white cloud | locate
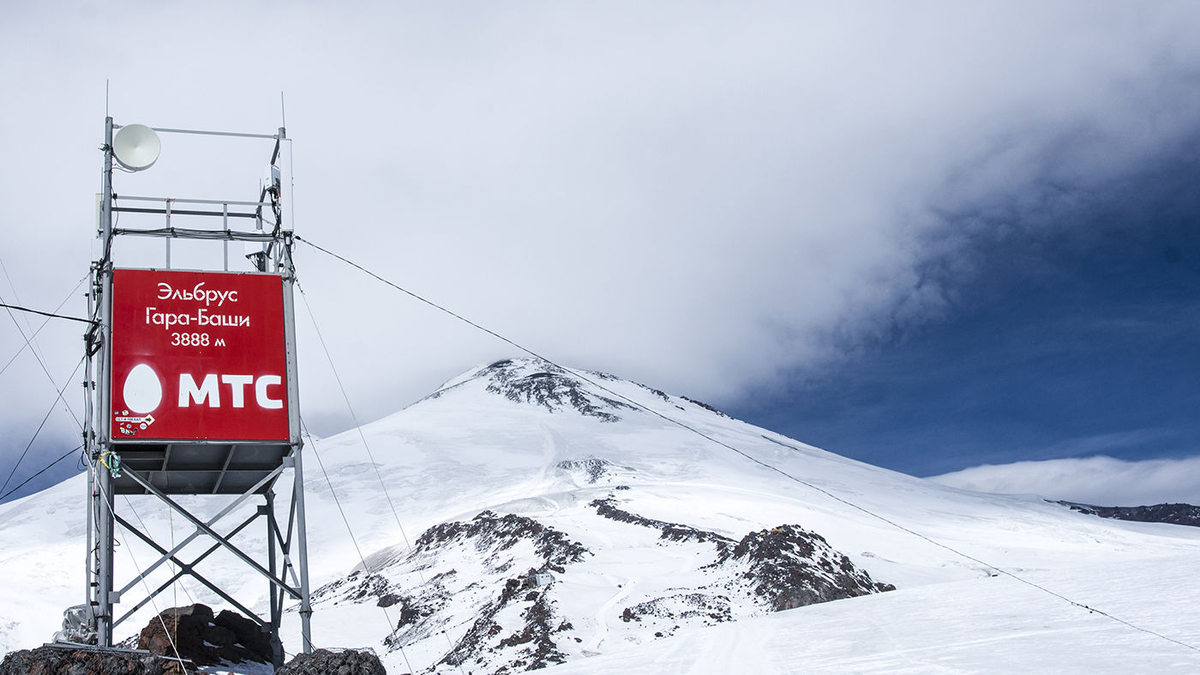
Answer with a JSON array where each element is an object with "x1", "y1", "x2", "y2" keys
[
  {"x1": 2, "y1": 1, "x2": 1200, "y2": 442},
  {"x1": 929, "y1": 455, "x2": 1200, "y2": 506}
]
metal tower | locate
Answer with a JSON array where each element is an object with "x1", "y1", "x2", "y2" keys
[{"x1": 80, "y1": 116, "x2": 312, "y2": 666}]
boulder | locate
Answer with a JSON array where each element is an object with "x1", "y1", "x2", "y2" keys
[
  {"x1": 276, "y1": 648, "x2": 387, "y2": 674},
  {"x1": 0, "y1": 644, "x2": 187, "y2": 674},
  {"x1": 137, "y1": 604, "x2": 275, "y2": 669}
]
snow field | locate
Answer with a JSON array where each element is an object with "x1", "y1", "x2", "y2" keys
[
  {"x1": 542, "y1": 554, "x2": 1200, "y2": 674},
  {"x1": 3, "y1": 359, "x2": 1199, "y2": 673}
]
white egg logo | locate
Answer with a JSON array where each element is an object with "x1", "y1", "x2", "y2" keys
[{"x1": 123, "y1": 363, "x2": 163, "y2": 414}]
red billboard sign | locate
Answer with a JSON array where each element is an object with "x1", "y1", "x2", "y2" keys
[{"x1": 110, "y1": 269, "x2": 290, "y2": 441}]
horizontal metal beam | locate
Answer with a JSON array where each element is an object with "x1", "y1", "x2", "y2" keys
[
  {"x1": 113, "y1": 207, "x2": 258, "y2": 219},
  {"x1": 112, "y1": 227, "x2": 283, "y2": 243},
  {"x1": 113, "y1": 124, "x2": 278, "y2": 140},
  {"x1": 108, "y1": 439, "x2": 291, "y2": 448},
  {"x1": 151, "y1": 127, "x2": 278, "y2": 140},
  {"x1": 115, "y1": 196, "x2": 265, "y2": 207}
]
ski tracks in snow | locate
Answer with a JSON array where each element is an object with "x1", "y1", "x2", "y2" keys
[
  {"x1": 583, "y1": 546, "x2": 699, "y2": 654},
  {"x1": 585, "y1": 573, "x2": 635, "y2": 653}
]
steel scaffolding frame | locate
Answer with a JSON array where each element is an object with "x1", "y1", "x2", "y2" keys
[{"x1": 82, "y1": 116, "x2": 311, "y2": 667}]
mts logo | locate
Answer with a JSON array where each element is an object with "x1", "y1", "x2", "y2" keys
[{"x1": 179, "y1": 374, "x2": 284, "y2": 409}]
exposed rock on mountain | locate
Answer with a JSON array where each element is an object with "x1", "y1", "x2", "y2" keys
[
  {"x1": 719, "y1": 524, "x2": 895, "y2": 611},
  {"x1": 593, "y1": 497, "x2": 891, "y2": 635},
  {"x1": 680, "y1": 396, "x2": 730, "y2": 418},
  {"x1": 481, "y1": 359, "x2": 635, "y2": 421},
  {"x1": 310, "y1": 510, "x2": 590, "y2": 673},
  {"x1": 0, "y1": 644, "x2": 191, "y2": 675},
  {"x1": 428, "y1": 511, "x2": 584, "y2": 562},
  {"x1": 1056, "y1": 501, "x2": 1200, "y2": 527},
  {"x1": 438, "y1": 574, "x2": 574, "y2": 671},
  {"x1": 276, "y1": 648, "x2": 386, "y2": 674},
  {"x1": 309, "y1": 492, "x2": 890, "y2": 673},
  {"x1": 555, "y1": 457, "x2": 632, "y2": 485},
  {"x1": 591, "y1": 496, "x2": 736, "y2": 549}
]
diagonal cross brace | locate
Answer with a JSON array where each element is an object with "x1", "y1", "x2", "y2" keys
[
  {"x1": 118, "y1": 462, "x2": 287, "y2": 597},
  {"x1": 112, "y1": 511, "x2": 267, "y2": 629},
  {"x1": 120, "y1": 467, "x2": 301, "y2": 601},
  {"x1": 270, "y1": 492, "x2": 302, "y2": 589}
]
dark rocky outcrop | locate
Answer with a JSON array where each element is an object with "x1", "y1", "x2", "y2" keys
[
  {"x1": 555, "y1": 457, "x2": 631, "y2": 484},
  {"x1": 594, "y1": 497, "x2": 892, "y2": 625},
  {"x1": 137, "y1": 604, "x2": 274, "y2": 670},
  {"x1": 681, "y1": 396, "x2": 730, "y2": 418},
  {"x1": 481, "y1": 360, "x2": 635, "y2": 421},
  {"x1": 276, "y1": 648, "x2": 386, "y2": 674},
  {"x1": 591, "y1": 497, "x2": 736, "y2": 550},
  {"x1": 720, "y1": 525, "x2": 894, "y2": 611},
  {"x1": 311, "y1": 510, "x2": 591, "y2": 671},
  {"x1": 621, "y1": 593, "x2": 732, "y2": 628},
  {"x1": 0, "y1": 644, "x2": 191, "y2": 675},
  {"x1": 412, "y1": 511, "x2": 589, "y2": 570},
  {"x1": 1056, "y1": 501, "x2": 1200, "y2": 528},
  {"x1": 312, "y1": 498, "x2": 893, "y2": 673},
  {"x1": 440, "y1": 578, "x2": 573, "y2": 671}
]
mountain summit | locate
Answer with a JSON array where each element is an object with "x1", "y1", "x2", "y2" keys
[
  {"x1": 1, "y1": 358, "x2": 1198, "y2": 672},
  {"x1": 427, "y1": 358, "x2": 640, "y2": 421}
]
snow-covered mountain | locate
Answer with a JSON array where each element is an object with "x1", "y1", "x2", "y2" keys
[{"x1": 2, "y1": 358, "x2": 1199, "y2": 672}]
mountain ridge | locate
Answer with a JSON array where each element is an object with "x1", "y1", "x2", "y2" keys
[{"x1": 2, "y1": 357, "x2": 1199, "y2": 672}]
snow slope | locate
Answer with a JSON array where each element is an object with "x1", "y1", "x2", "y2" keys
[
  {"x1": 543, "y1": 554, "x2": 1200, "y2": 674},
  {"x1": 2, "y1": 358, "x2": 1199, "y2": 672}
]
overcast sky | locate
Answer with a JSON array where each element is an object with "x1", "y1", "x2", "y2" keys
[{"x1": 2, "y1": 1, "x2": 1199, "y2": 505}]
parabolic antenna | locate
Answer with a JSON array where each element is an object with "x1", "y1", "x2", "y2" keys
[{"x1": 112, "y1": 124, "x2": 161, "y2": 171}]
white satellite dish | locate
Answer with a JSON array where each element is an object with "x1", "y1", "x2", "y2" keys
[{"x1": 112, "y1": 124, "x2": 161, "y2": 171}]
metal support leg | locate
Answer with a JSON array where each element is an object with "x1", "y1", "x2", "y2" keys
[
  {"x1": 292, "y1": 445, "x2": 313, "y2": 653},
  {"x1": 92, "y1": 115, "x2": 116, "y2": 647},
  {"x1": 267, "y1": 490, "x2": 284, "y2": 667},
  {"x1": 83, "y1": 280, "x2": 96, "y2": 617},
  {"x1": 85, "y1": 459, "x2": 95, "y2": 621},
  {"x1": 96, "y1": 467, "x2": 115, "y2": 647}
]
